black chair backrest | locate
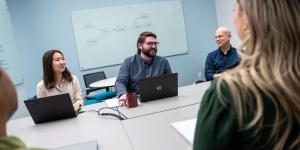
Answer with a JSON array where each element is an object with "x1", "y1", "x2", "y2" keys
[
  {"x1": 83, "y1": 71, "x2": 107, "y2": 88},
  {"x1": 194, "y1": 80, "x2": 206, "y2": 84}
]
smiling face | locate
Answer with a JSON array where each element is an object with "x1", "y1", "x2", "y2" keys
[
  {"x1": 138, "y1": 36, "x2": 158, "y2": 58},
  {"x1": 215, "y1": 29, "x2": 231, "y2": 48},
  {"x1": 51, "y1": 52, "x2": 66, "y2": 74}
]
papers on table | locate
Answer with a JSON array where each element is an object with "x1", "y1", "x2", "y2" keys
[
  {"x1": 105, "y1": 98, "x2": 119, "y2": 107},
  {"x1": 171, "y1": 118, "x2": 197, "y2": 144}
]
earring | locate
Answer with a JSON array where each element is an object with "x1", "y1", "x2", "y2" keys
[{"x1": 243, "y1": 27, "x2": 250, "y2": 33}]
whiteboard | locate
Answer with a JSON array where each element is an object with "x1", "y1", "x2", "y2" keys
[
  {"x1": 71, "y1": 0, "x2": 188, "y2": 70},
  {"x1": 0, "y1": 0, "x2": 23, "y2": 85}
]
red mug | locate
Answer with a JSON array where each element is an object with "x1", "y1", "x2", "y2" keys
[{"x1": 125, "y1": 93, "x2": 138, "y2": 108}]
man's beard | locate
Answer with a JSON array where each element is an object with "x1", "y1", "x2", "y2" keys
[{"x1": 142, "y1": 48, "x2": 157, "y2": 58}]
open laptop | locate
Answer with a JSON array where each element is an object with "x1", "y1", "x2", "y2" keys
[
  {"x1": 138, "y1": 73, "x2": 178, "y2": 102},
  {"x1": 24, "y1": 93, "x2": 77, "y2": 124}
]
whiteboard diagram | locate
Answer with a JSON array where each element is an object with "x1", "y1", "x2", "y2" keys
[
  {"x1": 85, "y1": 13, "x2": 153, "y2": 45},
  {"x1": 71, "y1": 0, "x2": 188, "y2": 70}
]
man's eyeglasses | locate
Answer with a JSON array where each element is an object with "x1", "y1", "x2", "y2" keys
[{"x1": 144, "y1": 42, "x2": 159, "y2": 47}]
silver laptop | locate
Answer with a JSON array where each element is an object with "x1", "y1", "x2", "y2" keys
[
  {"x1": 24, "y1": 93, "x2": 77, "y2": 124},
  {"x1": 138, "y1": 73, "x2": 178, "y2": 102}
]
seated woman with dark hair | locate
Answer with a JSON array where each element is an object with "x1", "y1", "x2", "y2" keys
[{"x1": 36, "y1": 50, "x2": 83, "y2": 111}]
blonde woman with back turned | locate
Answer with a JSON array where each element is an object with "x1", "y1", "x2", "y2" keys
[{"x1": 193, "y1": 0, "x2": 300, "y2": 149}]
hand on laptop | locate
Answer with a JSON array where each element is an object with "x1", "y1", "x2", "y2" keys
[
  {"x1": 213, "y1": 73, "x2": 223, "y2": 79},
  {"x1": 73, "y1": 101, "x2": 82, "y2": 111}
]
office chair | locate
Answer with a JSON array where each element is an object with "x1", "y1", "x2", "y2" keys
[
  {"x1": 83, "y1": 71, "x2": 110, "y2": 95},
  {"x1": 83, "y1": 71, "x2": 116, "y2": 105},
  {"x1": 194, "y1": 80, "x2": 206, "y2": 84},
  {"x1": 28, "y1": 95, "x2": 37, "y2": 100}
]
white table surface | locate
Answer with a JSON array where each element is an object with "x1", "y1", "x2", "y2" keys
[
  {"x1": 122, "y1": 104, "x2": 200, "y2": 150},
  {"x1": 7, "y1": 82, "x2": 211, "y2": 150},
  {"x1": 89, "y1": 77, "x2": 117, "y2": 88},
  {"x1": 7, "y1": 103, "x2": 132, "y2": 150},
  {"x1": 117, "y1": 81, "x2": 211, "y2": 119}
]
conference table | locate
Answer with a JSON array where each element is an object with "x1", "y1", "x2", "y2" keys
[
  {"x1": 7, "y1": 102, "x2": 133, "y2": 150},
  {"x1": 7, "y1": 81, "x2": 211, "y2": 150},
  {"x1": 117, "y1": 81, "x2": 211, "y2": 119},
  {"x1": 122, "y1": 104, "x2": 199, "y2": 150}
]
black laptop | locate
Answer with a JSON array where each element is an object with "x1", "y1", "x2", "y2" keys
[
  {"x1": 24, "y1": 93, "x2": 77, "y2": 124},
  {"x1": 138, "y1": 73, "x2": 178, "y2": 102}
]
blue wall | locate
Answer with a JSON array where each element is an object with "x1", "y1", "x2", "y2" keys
[{"x1": 7, "y1": 0, "x2": 218, "y2": 118}]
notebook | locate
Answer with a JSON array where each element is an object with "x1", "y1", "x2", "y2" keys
[
  {"x1": 24, "y1": 93, "x2": 77, "y2": 124},
  {"x1": 53, "y1": 140, "x2": 98, "y2": 150},
  {"x1": 171, "y1": 118, "x2": 196, "y2": 144},
  {"x1": 138, "y1": 73, "x2": 178, "y2": 102}
]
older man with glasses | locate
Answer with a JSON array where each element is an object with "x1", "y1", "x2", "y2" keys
[{"x1": 115, "y1": 31, "x2": 172, "y2": 103}]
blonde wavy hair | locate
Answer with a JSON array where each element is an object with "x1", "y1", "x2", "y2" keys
[{"x1": 217, "y1": 0, "x2": 300, "y2": 149}]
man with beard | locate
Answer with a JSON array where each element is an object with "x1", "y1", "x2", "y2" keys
[
  {"x1": 204, "y1": 27, "x2": 239, "y2": 81},
  {"x1": 115, "y1": 31, "x2": 172, "y2": 102}
]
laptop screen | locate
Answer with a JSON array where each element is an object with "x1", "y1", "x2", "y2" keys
[
  {"x1": 24, "y1": 93, "x2": 77, "y2": 124},
  {"x1": 138, "y1": 73, "x2": 178, "y2": 102}
]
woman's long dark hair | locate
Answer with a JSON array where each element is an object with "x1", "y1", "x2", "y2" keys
[{"x1": 42, "y1": 50, "x2": 72, "y2": 89}]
